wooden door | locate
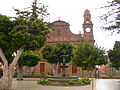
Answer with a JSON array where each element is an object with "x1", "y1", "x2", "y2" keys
[
  {"x1": 40, "y1": 63, "x2": 45, "y2": 73},
  {"x1": 72, "y1": 64, "x2": 77, "y2": 74},
  {"x1": 58, "y1": 63, "x2": 61, "y2": 73}
]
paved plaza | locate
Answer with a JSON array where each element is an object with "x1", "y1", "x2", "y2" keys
[
  {"x1": 12, "y1": 78, "x2": 92, "y2": 90},
  {"x1": 1, "y1": 78, "x2": 120, "y2": 90},
  {"x1": 96, "y1": 79, "x2": 120, "y2": 90},
  {"x1": 11, "y1": 78, "x2": 120, "y2": 90}
]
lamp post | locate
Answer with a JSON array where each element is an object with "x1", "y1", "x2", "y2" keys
[{"x1": 95, "y1": 65, "x2": 100, "y2": 78}]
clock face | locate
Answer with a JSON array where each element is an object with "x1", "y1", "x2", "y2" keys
[{"x1": 86, "y1": 28, "x2": 91, "y2": 32}]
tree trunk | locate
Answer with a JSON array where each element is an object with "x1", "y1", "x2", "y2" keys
[
  {"x1": 17, "y1": 64, "x2": 23, "y2": 80},
  {"x1": 0, "y1": 47, "x2": 24, "y2": 90},
  {"x1": 52, "y1": 63, "x2": 58, "y2": 76},
  {"x1": 81, "y1": 69, "x2": 84, "y2": 78},
  {"x1": 1, "y1": 67, "x2": 14, "y2": 90}
]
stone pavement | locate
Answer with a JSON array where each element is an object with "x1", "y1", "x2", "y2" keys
[
  {"x1": 11, "y1": 78, "x2": 92, "y2": 90},
  {"x1": 96, "y1": 79, "x2": 120, "y2": 90},
  {"x1": 1, "y1": 78, "x2": 120, "y2": 90}
]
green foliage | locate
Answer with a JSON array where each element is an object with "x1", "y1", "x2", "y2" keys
[
  {"x1": 79, "y1": 78, "x2": 91, "y2": 85},
  {"x1": 94, "y1": 47, "x2": 108, "y2": 65},
  {"x1": 113, "y1": 41, "x2": 120, "y2": 50},
  {"x1": 10, "y1": 18, "x2": 51, "y2": 50},
  {"x1": 65, "y1": 80, "x2": 76, "y2": 85},
  {"x1": 42, "y1": 45, "x2": 59, "y2": 63},
  {"x1": 65, "y1": 78, "x2": 91, "y2": 85},
  {"x1": 14, "y1": 0, "x2": 49, "y2": 18},
  {"x1": 73, "y1": 41, "x2": 108, "y2": 70},
  {"x1": 0, "y1": 15, "x2": 15, "y2": 59},
  {"x1": 108, "y1": 41, "x2": 120, "y2": 70},
  {"x1": 19, "y1": 50, "x2": 40, "y2": 67},
  {"x1": 56, "y1": 42, "x2": 74, "y2": 64},
  {"x1": 37, "y1": 78, "x2": 91, "y2": 86},
  {"x1": 42, "y1": 42, "x2": 74, "y2": 64},
  {"x1": 100, "y1": 0, "x2": 120, "y2": 33},
  {"x1": 0, "y1": 14, "x2": 51, "y2": 64},
  {"x1": 37, "y1": 79, "x2": 49, "y2": 85}
]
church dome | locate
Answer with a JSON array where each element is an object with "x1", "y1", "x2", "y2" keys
[{"x1": 53, "y1": 20, "x2": 70, "y2": 26}]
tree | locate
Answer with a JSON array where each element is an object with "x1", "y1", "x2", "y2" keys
[
  {"x1": 72, "y1": 41, "x2": 107, "y2": 88},
  {"x1": 17, "y1": 50, "x2": 41, "y2": 80},
  {"x1": 100, "y1": 0, "x2": 120, "y2": 33},
  {"x1": 42, "y1": 42, "x2": 74, "y2": 76},
  {"x1": 13, "y1": 0, "x2": 51, "y2": 81},
  {"x1": 0, "y1": 14, "x2": 51, "y2": 90},
  {"x1": 72, "y1": 41, "x2": 108, "y2": 71},
  {"x1": 42, "y1": 45, "x2": 59, "y2": 75},
  {"x1": 56, "y1": 42, "x2": 74, "y2": 64},
  {"x1": 108, "y1": 41, "x2": 120, "y2": 70},
  {"x1": 42, "y1": 45, "x2": 59, "y2": 64},
  {"x1": 14, "y1": 0, "x2": 49, "y2": 18}
]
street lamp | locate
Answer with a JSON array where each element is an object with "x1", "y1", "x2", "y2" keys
[{"x1": 95, "y1": 65, "x2": 100, "y2": 78}]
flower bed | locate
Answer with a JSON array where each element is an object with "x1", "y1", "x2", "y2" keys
[{"x1": 100, "y1": 76, "x2": 120, "y2": 79}]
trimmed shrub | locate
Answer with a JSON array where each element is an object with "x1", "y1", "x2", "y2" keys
[
  {"x1": 37, "y1": 79, "x2": 49, "y2": 85},
  {"x1": 65, "y1": 78, "x2": 91, "y2": 85},
  {"x1": 37, "y1": 78, "x2": 91, "y2": 86},
  {"x1": 79, "y1": 78, "x2": 91, "y2": 85},
  {"x1": 65, "y1": 80, "x2": 76, "y2": 85}
]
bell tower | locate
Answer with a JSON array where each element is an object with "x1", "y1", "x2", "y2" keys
[{"x1": 83, "y1": 9, "x2": 94, "y2": 44}]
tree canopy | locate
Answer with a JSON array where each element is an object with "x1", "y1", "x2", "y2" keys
[
  {"x1": 0, "y1": 15, "x2": 51, "y2": 64},
  {"x1": 0, "y1": 15, "x2": 14, "y2": 63},
  {"x1": 19, "y1": 50, "x2": 41, "y2": 67},
  {"x1": 56, "y1": 42, "x2": 74, "y2": 64},
  {"x1": 72, "y1": 41, "x2": 108, "y2": 70},
  {"x1": 42, "y1": 42, "x2": 74, "y2": 76},
  {"x1": 14, "y1": 0, "x2": 49, "y2": 18},
  {"x1": 100, "y1": 0, "x2": 120, "y2": 33},
  {"x1": 12, "y1": 0, "x2": 51, "y2": 69},
  {"x1": 42, "y1": 42, "x2": 74, "y2": 64},
  {"x1": 42, "y1": 45, "x2": 59, "y2": 64},
  {"x1": 108, "y1": 41, "x2": 120, "y2": 70}
]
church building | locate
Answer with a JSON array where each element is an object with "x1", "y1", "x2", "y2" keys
[
  {"x1": 47, "y1": 9, "x2": 94, "y2": 45},
  {"x1": 23, "y1": 9, "x2": 95, "y2": 76}
]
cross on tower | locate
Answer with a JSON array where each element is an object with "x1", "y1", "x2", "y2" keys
[{"x1": 58, "y1": 17, "x2": 61, "y2": 20}]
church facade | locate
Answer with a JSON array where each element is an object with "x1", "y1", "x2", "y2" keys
[
  {"x1": 47, "y1": 9, "x2": 94, "y2": 45},
  {"x1": 23, "y1": 9, "x2": 95, "y2": 76}
]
